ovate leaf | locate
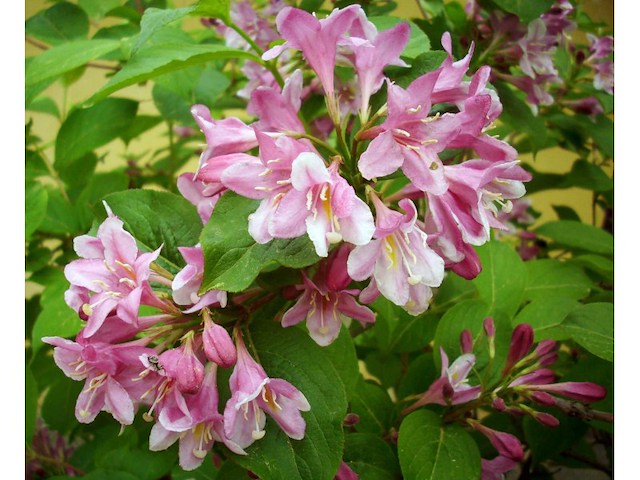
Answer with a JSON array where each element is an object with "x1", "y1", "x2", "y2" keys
[
  {"x1": 55, "y1": 98, "x2": 138, "y2": 170},
  {"x1": 535, "y1": 221, "x2": 613, "y2": 256},
  {"x1": 472, "y1": 241, "x2": 528, "y2": 318},
  {"x1": 26, "y1": 2, "x2": 89, "y2": 45},
  {"x1": 524, "y1": 259, "x2": 592, "y2": 302},
  {"x1": 26, "y1": 40, "x2": 121, "y2": 86},
  {"x1": 492, "y1": 0, "x2": 555, "y2": 23},
  {"x1": 343, "y1": 433, "x2": 401, "y2": 480},
  {"x1": 25, "y1": 181, "x2": 48, "y2": 240},
  {"x1": 90, "y1": 44, "x2": 257, "y2": 103},
  {"x1": 558, "y1": 303, "x2": 613, "y2": 362},
  {"x1": 398, "y1": 410, "x2": 481, "y2": 480}
]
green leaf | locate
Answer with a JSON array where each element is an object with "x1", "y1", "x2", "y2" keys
[
  {"x1": 433, "y1": 273, "x2": 478, "y2": 313},
  {"x1": 472, "y1": 241, "x2": 528, "y2": 318},
  {"x1": 172, "y1": 456, "x2": 219, "y2": 479},
  {"x1": 192, "y1": 0, "x2": 231, "y2": 22},
  {"x1": 80, "y1": 471, "x2": 140, "y2": 480},
  {"x1": 79, "y1": 0, "x2": 126, "y2": 19},
  {"x1": 558, "y1": 160, "x2": 613, "y2": 192},
  {"x1": 75, "y1": 172, "x2": 130, "y2": 229},
  {"x1": 26, "y1": 40, "x2": 121, "y2": 86},
  {"x1": 231, "y1": 319, "x2": 347, "y2": 480},
  {"x1": 343, "y1": 433, "x2": 401, "y2": 480},
  {"x1": 41, "y1": 376, "x2": 84, "y2": 434},
  {"x1": 523, "y1": 259, "x2": 592, "y2": 302},
  {"x1": 492, "y1": 0, "x2": 555, "y2": 23},
  {"x1": 90, "y1": 43, "x2": 258, "y2": 104},
  {"x1": 133, "y1": 6, "x2": 195, "y2": 53},
  {"x1": 558, "y1": 303, "x2": 613, "y2": 361},
  {"x1": 512, "y1": 296, "x2": 578, "y2": 341},
  {"x1": 120, "y1": 115, "x2": 163, "y2": 144},
  {"x1": 535, "y1": 220, "x2": 613, "y2": 256},
  {"x1": 434, "y1": 300, "x2": 511, "y2": 375},
  {"x1": 200, "y1": 192, "x2": 319, "y2": 293},
  {"x1": 569, "y1": 254, "x2": 613, "y2": 279},
  {"x1": 55, "y1": 98, "x2": 138, "y2": 170},
  {"x1": 552, "y1": 205, "x2": 581, "y2": 221},
  {"x1": 324, "y1": 327, "x2": 360, "y2": 399},
  {"x1": 370, "y1": 297, "x2": 437, "y2": 353},
  {"x1": 96, "y1": 447, "x2": 176, "y2": 480},
  {"x1": 25, "y1": 181, "x2": 48, "y2": 241},
  {"x1": 398, "y1": 410, "x2": 481, "y2": 480},
  {"x1": 31, "y1": 269, "x2": 83, "y2": 356},
  {"x1": 39, "y1": 188, "x2": 81, "y2": 235},
  {"x1": 103, "y1": 189, "x2": 203, "y2": 271},
  {"x1": 523, "y1": 414, "x2": 588, "y2": 464},
  {"x1": 26, "y1": 367, "x2": 38, "y2": 443},
  {"x1": 26, "y1": 1, "x2": 89, "y2": 45},
  {"x1": 397, "y1": 352, "x2": 437, "y2": 399},
  {"x1": 369, "y1": 16, "x2": 431, "y2": 59},
  {"x1": 299, "y1": 0, "x2": 324, "y2": 13},
  {"x1": 350, "y1": 378, "x2": 397, "y2": 435},
  {"x1": 591, "y1": 115, "x2": 613, "y2": 159}
]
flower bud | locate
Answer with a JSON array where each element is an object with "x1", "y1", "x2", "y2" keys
[
  {"x1": 503, "y1": 324, "x2": 534, "y2": 375},
  {"x1": 509, "y1": 368, "x2": 556, "y2": 387},
  {"x1": 203, "y1": 317, "x2": 237, "y2": 368},
  {"x1": 492, "y1": 397, "x2": 507, "y2": 411},
  {"x1": 529, "y1": 382, "x2": 607, "y2": 404},
  {"x1": 483, "y1": 317, "x2": 496, "y2": 337},
  {"x1": 530, "y1": 391, "x2": 557, "y2": 406},
  {"x1": 467, "y1": 420, "x2": 524, "y2": 461},
  {"x1": 535, "y1": 412, "x2": 560, "y2": 428},
  {"x1": 460, "y1": 329, "x2": 474, "y2": 354},
  {"x1": 532, "y1": 340, "x2": 556, "y2": 358},
  {"x1": 335, "y1": 462, "x2": 359, "y2": 480},
  {"x1": 159, "y1": 338, "x2": 205, "y2": 394},
  {"x1": 343, "y1": 413, "x2": 360, "y2": 427}
]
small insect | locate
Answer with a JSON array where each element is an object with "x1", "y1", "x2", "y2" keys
[{"x1": 147, "y1": 355, "x2": 164, "y2": 372}]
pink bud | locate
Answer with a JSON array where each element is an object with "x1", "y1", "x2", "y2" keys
[
  {"x1": 533, "y1": 340, "x2": 556, "y2": 358},
  {"x1": 343, "y1": 413, "x2": 360, "y2": 427},
  {"x1": 538, "y1": 351, "x2": 559, "y2": 367},
  {"x1": 503, "y1": 324, "x2": 534, "y2": 375},
  {"x1": 535, "y1": 412, "x2": 560, "y2": 428},
  {"x1": 335, "y1": 462, "x2": 359, "y2": 480},
  {"x1": 460, "y1": 330, "x2": 474, "y2": 354},
  {"x1": 483, "y1": 317, "x2": 496, "y2": 337},
  {"x1": 159, "y1": 344, "x2": 205, "y2": 394},
  {"x1": 469, "y1": 421, "x2": 524, "y2": 461},
  {"x1": 509, "y1": 368, "x2": 556, "y2": 387},
  {"x1": 531, "y1": 382, "x2": 607, "y2": 404},
  {"x1": 530, "y1": 391, "x2": 557, "y2": 406},
  {"x1": 492, "y1": 397, "x2": 506, "y2": 411},
  {"x1": 203, "y1": 317, "x2": 237, "y2": 368},
  {"x1": 321, "y1": 244, "x2": 353, "y2": 292}
]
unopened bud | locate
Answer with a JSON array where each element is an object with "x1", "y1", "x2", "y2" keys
[
  {"x1": 530, "y1": 391, "x2": 557, "y2": 406},
  {"x1": 492, "y1": 397, "x2": 507, "y2": 411},
  {"x1": 203, "y1": 317, "x2": 237, "y2": 368},
  {"x1": 503, "y1": 324, "x2": 534, "y2": 376},
  {"x1": 343, "y1": 413, "x2": 360, "y2": 427},
  {"x1": 536, "y1": 412, "x2": 561, "y2": 428},
  {"x1": 529, "y1": 382, "x2": 607, "y2": 404},
  {"x1": 467, "y1": 419, "x2": 524, "y2": 461},
  {"x1": 460, "y1": 329, "x2": 473, "y2": 354}
]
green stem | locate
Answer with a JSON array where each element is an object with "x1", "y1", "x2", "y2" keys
[{"x1": 284, "y1": 131, "x2": 342, "y2": 158}]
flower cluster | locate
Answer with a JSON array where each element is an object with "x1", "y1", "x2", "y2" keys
[
  {"x1": 180, "y1": 3, "x2": 531, "y2": 342},
  {"x1": 403, "y1": 318, "x2": 607, "y2": 479},
  {"x1": 465, "y1": 0, "x2": 613, "y2": 114},
  {"x1": 47, "y1": 2, "x2": 535, "y2": 472},
  {"x1": 44, "y1": 207, "x2": 310, "y2": 471}
]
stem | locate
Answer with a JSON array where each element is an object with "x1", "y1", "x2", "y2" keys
[
  {"x1": 284, "y1": 131, "x2": 342, "y2": 158},
  {"x1": 415, "y1": 0, "x2": 428, "y2": 19},
  {"x1": 151, "y1": 262, "x2": 174, "y2": 280},
  {"x1": 25, "y1": 36, "x2": 48, "y2": 50},
  {"x1": 26, "y1": 448, "x2": 86, "y2": 476}
]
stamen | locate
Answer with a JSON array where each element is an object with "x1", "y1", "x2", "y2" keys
[
  {"x1": 258, "y1": 168, "x2": 272, "y2": 177},
  {"x1": 407, "y1": 105, "x2": 422, "y2": 114},
  {"x1": 393, "y1": 128, "x2": 411, "y2": 137},
  {"x1": 115, "y1": 260, "x2": 135, "y2": 273}
]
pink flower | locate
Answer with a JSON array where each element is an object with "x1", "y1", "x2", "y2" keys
[
  {"x1": 176, "y1": 173, "x2": 224, "y2": 224},
  {"x1": 248, "y1": 69, "x2": 306, "y2": 134},
  {"x1": 334, "y1": 462, "x2": 359, "y2": 480},
  {"x1": 221, "y1": 130, "x2": 312, "y2": 244},
  {"x1": 149, "y1": 364, "x2": 246, "y2": 470},
  {"x1": 282, "y1": 245, "x2": 375, "y2": 346},
  {"x1": 268, "y1": 153, "x2": 375, "y2": 257},
  {"x1": 64, "y1": 204, "x2": 162, "y2": 337},
  {"x1": 468, "y1": 420, "x2": 524, "y2": 461},
  {"x1": 481, "y1": 455, "x2": 519, "y2": 480},
  {"x1": 263, "y1": 5, "x2": 362, "y2": 100},
  {"x1": 202, "y1": 313, "x2": 237, "y2": 368},
  {"x1": 403, "y1": 346, "x2": 481, "y2": 414},
  {"x1": 224, "y1": 333, "x2": 311, "y2": 449},
  {"x1": 42, "y1": 334, "x2": 155, "y2": 425},
  {"x1": 348, "y1": 196, "x2": 444, "y2": 314},
  {"x1": 172, "y1": 245, "x2": 227, "y2": 313}
]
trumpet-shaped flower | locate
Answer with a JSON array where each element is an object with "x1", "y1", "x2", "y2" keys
[
  {"x1": 403, "y1": 346, "x2": 481, "y2": 414},
  {"x1": 282, "y1": 245, "x2": 375, "y2": 345},
  {"x1": 269, "y1": 153, "x2": 375, "y2": 257},
  {"x1": 224, "y1": 333, "x2": 310, "y2": 450},
  {"x1": 64, "y1": 204, "x2": 162, "y2": 337},
  {"x1": 348, "y1": 196, "x2": 444, "y2": 314}
]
